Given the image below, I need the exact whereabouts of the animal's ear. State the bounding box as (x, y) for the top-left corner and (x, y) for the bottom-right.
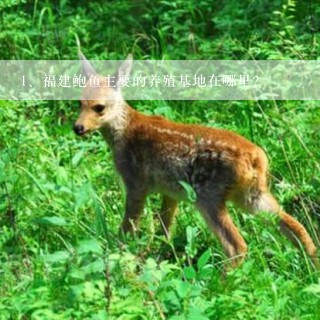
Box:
(115, 54), (133, 88)
(78, 50), (97, 78)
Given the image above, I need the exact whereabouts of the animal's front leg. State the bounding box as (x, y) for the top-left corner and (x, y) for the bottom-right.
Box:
(121, 189), (147, 235)
(159, 195), (179, 238)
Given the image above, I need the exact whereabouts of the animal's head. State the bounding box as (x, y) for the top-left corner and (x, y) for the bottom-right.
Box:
(73, 51), (133, 136)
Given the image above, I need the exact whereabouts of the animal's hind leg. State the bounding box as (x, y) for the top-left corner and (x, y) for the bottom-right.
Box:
(245, 191), (318, 266)
(198, 203), (247, 268)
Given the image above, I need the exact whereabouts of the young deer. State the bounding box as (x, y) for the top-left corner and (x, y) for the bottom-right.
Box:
(74, 52), (318, 268)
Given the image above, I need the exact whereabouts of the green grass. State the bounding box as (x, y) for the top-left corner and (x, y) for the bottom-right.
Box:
(1, 1), (320, 319)
(1, 99), (319, 319)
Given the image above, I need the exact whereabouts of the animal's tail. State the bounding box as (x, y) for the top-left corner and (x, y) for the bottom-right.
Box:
(239, 189), (318, 268)
(279, 209), (318, 267)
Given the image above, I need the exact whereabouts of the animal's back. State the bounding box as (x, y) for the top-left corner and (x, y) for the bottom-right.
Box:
(117, 110), (268, 199)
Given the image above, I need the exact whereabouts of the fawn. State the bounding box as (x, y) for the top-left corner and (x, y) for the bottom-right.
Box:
(74, 51), (318, 268)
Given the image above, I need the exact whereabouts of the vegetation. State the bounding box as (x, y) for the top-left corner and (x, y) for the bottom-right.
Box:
(0, 0), (320, 319)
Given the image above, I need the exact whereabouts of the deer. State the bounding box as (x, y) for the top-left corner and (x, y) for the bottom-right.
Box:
(73, 51), (318, 269)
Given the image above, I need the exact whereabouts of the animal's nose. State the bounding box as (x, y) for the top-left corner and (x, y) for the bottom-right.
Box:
(73, 124), (85, 136)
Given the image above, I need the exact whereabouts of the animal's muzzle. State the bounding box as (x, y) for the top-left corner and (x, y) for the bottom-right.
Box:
(73, 124), (85, 136)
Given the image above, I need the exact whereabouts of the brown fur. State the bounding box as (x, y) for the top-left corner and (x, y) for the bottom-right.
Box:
(74, 52), (318, 268)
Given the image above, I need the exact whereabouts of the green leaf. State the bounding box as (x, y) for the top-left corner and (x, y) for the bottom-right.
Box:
(198, 267), (213, 280)
(179, 181), (197, 202)
(162, 290), (181, 309)
(197, 249), (211, 270)
(43, 250), (70, 263)
(34, 216), (68, 226)
(183, 266), (197, 280)
(187, 306), (210, 320)
(303, 284), (320, 295)
(175, 281), (192, 299)
(83, 260), (105, 275)
(169, 316), (185, 320)
(91, 310), (109, 320)
(77, 239), (103, 255)
(72, 149), (84, 166)
(75, 182), (92, 209)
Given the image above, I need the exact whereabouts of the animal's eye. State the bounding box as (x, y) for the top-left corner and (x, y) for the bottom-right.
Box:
(93, 104), (105, 114)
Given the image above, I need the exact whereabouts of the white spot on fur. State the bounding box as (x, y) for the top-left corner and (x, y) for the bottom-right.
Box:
(150, 125), (193, 140)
